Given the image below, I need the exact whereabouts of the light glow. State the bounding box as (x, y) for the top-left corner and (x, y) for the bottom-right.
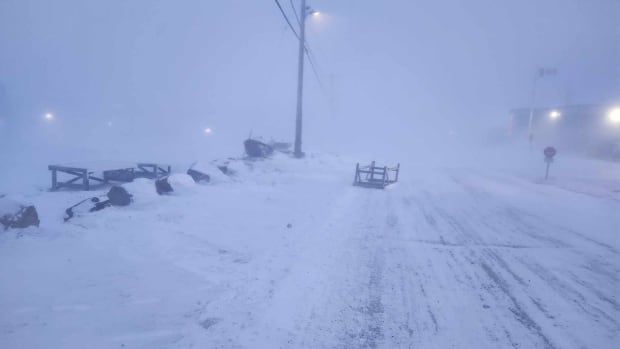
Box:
(44, 113), (54, 121)
(204, 127), (213, 135)
(608, 107), (620, 124)
(549, 110), (561, 119)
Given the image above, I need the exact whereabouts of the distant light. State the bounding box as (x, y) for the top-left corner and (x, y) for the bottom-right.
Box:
(609, 107), (620, 124)
(549, 110), (561, 119)
(44, 112), (54, 121)
(312, 11), (320, 17)
(204, 127), (213, 135)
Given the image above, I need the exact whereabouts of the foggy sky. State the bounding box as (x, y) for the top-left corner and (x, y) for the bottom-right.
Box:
(1, 0), (618, 162)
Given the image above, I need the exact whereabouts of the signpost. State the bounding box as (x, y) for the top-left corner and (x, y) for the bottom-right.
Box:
(543, 146), (556, 180)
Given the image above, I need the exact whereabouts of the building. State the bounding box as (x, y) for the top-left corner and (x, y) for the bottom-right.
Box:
(509, 104), (620, 159)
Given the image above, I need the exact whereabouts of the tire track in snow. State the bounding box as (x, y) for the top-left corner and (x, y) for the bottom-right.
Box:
(390, 171), (615, 348)
(417, 176), (563, 348)
(336, 192), (389, 349)
(478, 261), (557, 349)
(384, 187), (528, 348)
(458, 170), (619, 255)
(517, 257), (620, 332)
(263, 169), (616, 348)
(446, 170), (619, 347)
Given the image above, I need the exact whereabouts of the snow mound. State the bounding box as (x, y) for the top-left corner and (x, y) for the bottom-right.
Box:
(122, 178), (159, 205)
(190, 161), (232, 184)
(219, 152), (351, 186)
(0, 197), (23, 216)
(167, 173), (196, 195)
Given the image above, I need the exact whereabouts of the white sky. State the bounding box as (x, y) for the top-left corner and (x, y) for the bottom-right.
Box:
(0, 0), (618, 161)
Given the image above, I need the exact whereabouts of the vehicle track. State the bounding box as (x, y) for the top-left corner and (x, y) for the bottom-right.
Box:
(237, 170), (619, 348)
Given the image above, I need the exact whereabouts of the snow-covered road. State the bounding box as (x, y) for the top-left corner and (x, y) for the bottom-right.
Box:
(236, 166), (619, 349)
(1, 155), (618, 348)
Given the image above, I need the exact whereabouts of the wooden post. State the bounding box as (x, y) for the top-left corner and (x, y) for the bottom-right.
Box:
(383, 166), (387, 187)
(395, 163), (400, 182)
(370, 161), (375, 181)
(51, 169), (57, 191)
(83, 169), (90, 191)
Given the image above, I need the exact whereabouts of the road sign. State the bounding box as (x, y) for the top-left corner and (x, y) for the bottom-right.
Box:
(544, 146), (556, 158)
(543, 146), (557, 180)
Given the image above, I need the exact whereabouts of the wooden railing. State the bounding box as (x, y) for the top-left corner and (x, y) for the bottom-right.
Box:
(353, 161), (400, 189)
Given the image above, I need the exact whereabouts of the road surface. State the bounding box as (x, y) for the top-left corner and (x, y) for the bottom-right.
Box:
(1, 161), (618, 349)
(219, 168), (619, 348)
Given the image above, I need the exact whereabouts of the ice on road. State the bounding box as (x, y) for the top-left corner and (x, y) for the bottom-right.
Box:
(1, 155), (618, 348)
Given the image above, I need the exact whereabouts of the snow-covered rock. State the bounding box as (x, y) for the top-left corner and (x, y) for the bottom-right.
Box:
(167, 173), (196, 195)
(0, 197), (22, 215)
(122, 178), (160, 205)
(0, 197), (40, 230)
(190, 162), (231, 184)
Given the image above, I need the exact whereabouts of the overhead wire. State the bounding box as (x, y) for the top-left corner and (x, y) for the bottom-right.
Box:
(274, 0), (328, 95)
(304, 43), (326, 92)
(287, 0), (321, 74)
(289, 0), (301, 26)
(274, 0), (300, 41)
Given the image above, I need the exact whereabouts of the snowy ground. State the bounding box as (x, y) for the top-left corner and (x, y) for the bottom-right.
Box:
(0, 152), (618, 348)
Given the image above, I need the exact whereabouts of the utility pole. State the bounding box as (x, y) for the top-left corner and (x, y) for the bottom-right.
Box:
(527, 67), (557, 149)
(527, 74), (539, 149)
(293, 0), (307, 158)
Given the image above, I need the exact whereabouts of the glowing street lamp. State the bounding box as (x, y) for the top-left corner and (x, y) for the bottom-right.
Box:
(44, 112), (54, 121)
(608, 107), (620, 124)
(204, 127), (213, 135)
(310, 10), (320, 17)
(549, 110), (561, 120)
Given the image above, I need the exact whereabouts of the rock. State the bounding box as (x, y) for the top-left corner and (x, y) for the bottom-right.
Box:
(190, 162), (232, 184)
(107, 186), (132, 206)
(211, 158), (237, 176)
(187, 168), (210, 183)
(167, 174), (196, 195)
(0, 198), (40, 230)
(244, 139), (274, 158)
(122, 178), (160, 205)
(155, 177), (174, 195)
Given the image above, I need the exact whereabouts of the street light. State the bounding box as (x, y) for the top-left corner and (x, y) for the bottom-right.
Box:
(204, 127), (213, 135)
(549, 110), (561, 120)
(608, 107), (620, 124)
(44, 112), (54, 121)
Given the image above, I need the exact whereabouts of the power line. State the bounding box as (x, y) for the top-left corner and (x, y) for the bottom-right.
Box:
(289, 0), (301, 26)
(274, 0), (300, 41)
(287, 0), (317, 65)
(275, 1), (321, 74)
(274, 0), (327, 95)
(304, 44), (326, 92)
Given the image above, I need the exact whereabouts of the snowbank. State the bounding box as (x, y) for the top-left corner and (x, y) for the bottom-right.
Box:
(166, 173), (196, 195)
(190, 161), (231, 184)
